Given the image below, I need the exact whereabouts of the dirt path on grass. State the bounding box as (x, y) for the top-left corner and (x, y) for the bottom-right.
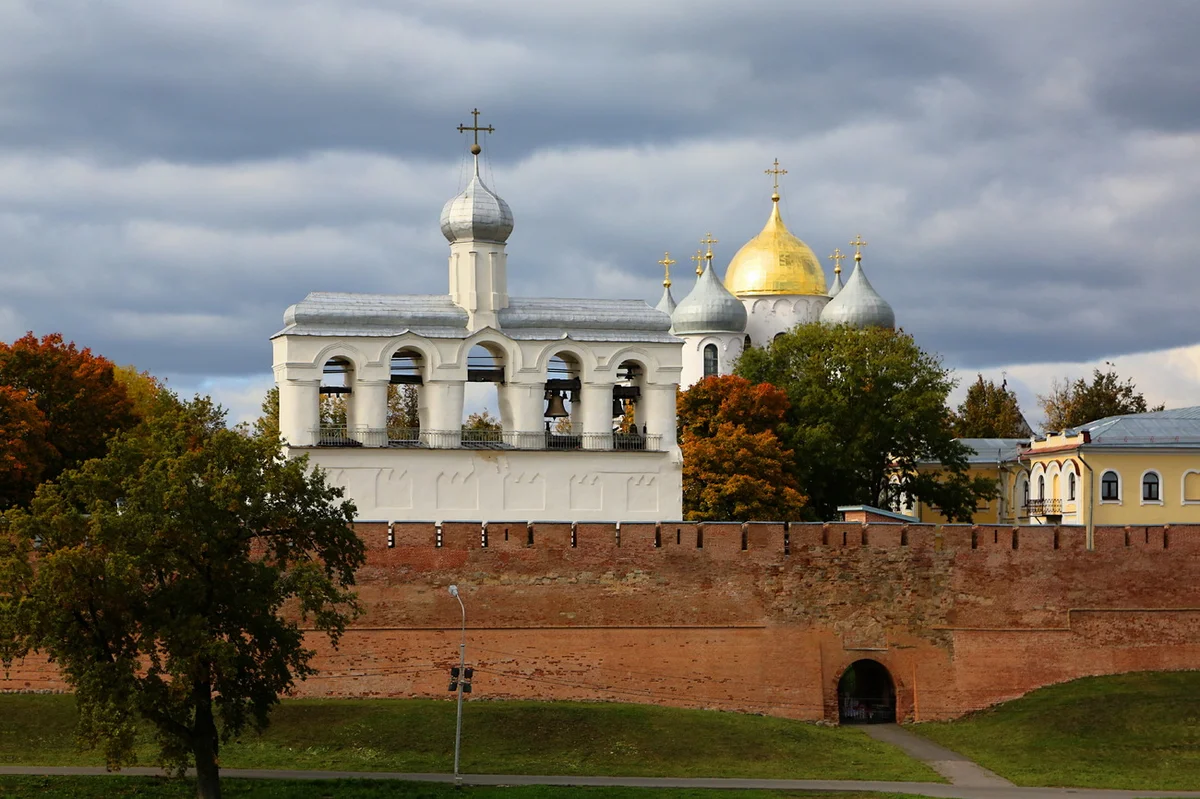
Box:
(862, 724), (1014, 787)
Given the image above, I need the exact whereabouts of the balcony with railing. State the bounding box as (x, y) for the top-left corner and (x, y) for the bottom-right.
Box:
(1022, 498), (1063, 517)
(309, 426), (664, 452)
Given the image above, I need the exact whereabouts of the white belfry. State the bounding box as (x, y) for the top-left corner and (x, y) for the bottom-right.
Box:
(272, 111), (684, 522)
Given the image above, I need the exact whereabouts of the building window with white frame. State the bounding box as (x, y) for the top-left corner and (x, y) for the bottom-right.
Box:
(1068, 472), (1076, 501)
(703, 344), (719, 378)
(1142, 471), (1161, 502)
(1101, 470), (1120, 502)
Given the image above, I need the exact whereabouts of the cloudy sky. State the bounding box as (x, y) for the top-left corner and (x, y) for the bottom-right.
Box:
(1, 0), (1198, 425)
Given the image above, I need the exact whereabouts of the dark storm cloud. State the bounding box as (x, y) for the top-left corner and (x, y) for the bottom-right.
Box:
(1, 0), (1199, 404)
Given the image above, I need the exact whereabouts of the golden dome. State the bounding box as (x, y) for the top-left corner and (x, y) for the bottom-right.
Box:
(723, 199), (827, 296)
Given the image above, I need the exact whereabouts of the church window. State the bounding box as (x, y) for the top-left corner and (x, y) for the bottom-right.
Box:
(1142, 471), (1161, 502)
(1101, 470), (1120, 501)
(703, 344), (719, 378)
(1068, 472), (1076, 501)
(744, 335), (752, 351)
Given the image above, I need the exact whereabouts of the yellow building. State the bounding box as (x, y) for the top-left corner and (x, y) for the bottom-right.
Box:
(911, 438), (1027, 525)
(1019, 407), (1200, 535)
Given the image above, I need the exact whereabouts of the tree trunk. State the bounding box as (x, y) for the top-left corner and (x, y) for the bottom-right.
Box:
(192, 687), (221, 799)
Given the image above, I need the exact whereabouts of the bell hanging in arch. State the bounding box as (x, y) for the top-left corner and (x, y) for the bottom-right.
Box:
(544, 391), (569, 419)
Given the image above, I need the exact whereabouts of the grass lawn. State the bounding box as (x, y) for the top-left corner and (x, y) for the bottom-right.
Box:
(0, 695), (939, 782)
(0, 779), (934, 799)
(913, 671), (1200, 790)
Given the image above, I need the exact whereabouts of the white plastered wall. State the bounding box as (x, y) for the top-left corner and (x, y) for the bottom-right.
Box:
(742, 295), (829, 348)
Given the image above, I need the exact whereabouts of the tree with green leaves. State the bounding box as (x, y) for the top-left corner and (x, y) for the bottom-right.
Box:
(953, 375), (1029, 438)
(5, 394), (364, 799)
(737, 323), (997, 522)
(677, 375), (806, 521)
(1039, 363), (1164, 431)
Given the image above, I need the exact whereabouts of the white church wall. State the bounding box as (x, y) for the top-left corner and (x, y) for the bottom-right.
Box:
(742, 294), (829, 348)
(298, 446), (682, 522)
(679, 332), (743, 389)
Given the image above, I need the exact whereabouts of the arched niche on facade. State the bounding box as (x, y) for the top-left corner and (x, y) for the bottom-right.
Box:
(615, 358), (650, 445)
(544, 351), (582, 445)
(387, 348), (425, 444)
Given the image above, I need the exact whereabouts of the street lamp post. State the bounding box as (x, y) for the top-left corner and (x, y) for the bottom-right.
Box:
(448, 584), (466, 787)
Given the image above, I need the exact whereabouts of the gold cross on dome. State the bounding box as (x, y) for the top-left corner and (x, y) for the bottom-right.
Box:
(700, 232), (718, 261)
(691, 249), (705, 276)
(658, 252), (676, 288)
(765, 158), (787, 193)
(457, 108), (495, 154)
(850, 234), (868, 260)
(829, 247), (846, 274)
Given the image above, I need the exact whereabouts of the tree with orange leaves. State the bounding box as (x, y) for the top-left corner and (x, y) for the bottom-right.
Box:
(0, 333), (137, 507)
(678, 375), (806, 521)
(0, 386), (51, 509)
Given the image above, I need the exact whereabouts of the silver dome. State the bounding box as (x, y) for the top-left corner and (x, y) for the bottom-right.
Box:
(819, 261), (894, 329)
(671, 262), (748, 335)
(655, 284), (677, 317)
(827, 270), (844, 298)
(440, 158), (514, 244)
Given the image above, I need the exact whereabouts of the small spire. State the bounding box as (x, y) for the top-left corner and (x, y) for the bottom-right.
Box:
(829, 247), (846, 276)
(658, 252), (676, 289)
(457, 107), (495, 158)
(850, 234), (868, 262)
(691, 249), (704, 276)
(765, 158), (787, 203)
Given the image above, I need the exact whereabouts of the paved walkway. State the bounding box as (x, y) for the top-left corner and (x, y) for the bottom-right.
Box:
(3, 766), (1200, 799)
(863, 724), (1014, 787)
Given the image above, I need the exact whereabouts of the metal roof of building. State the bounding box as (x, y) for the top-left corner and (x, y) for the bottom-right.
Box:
(954, 438), (1028, 463)
(1069, 405), (1200, 447)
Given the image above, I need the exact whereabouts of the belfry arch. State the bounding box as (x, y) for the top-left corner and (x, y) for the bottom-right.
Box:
(837, 659), (896, 724)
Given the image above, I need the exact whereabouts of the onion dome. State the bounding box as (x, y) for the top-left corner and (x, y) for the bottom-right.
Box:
(672, 256), (748, 335)
(828, 267), (844, 298)
(820, 253), (894, 329)
(656, 284), (677, 317)
(723, 194), (826, 297)
(440, 156), (514, 244)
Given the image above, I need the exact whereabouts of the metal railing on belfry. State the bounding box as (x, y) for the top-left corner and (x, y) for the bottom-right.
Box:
(309, 427), (664, 452)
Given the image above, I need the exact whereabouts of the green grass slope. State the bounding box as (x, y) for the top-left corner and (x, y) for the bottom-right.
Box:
(0, 695), (939, 782)
(913, 671), (1200, 789)
(0, 779), (932, 799)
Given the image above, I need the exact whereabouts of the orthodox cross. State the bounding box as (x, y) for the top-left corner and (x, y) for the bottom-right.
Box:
(850, 234), (868, 261)
(457, 108), (495, 155)
(691, 249), (705, 276)
(765, 158), (787, 195)
(829, 247), (846, 275)
(700, 232), (719, 262)
(658, 252), (676, 288)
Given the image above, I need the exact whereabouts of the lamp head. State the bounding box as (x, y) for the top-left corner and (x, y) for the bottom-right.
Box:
(448, 585), (459, 597)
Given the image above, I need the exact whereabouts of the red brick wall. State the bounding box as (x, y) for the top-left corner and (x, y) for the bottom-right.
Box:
(6, 521), (1200, 722)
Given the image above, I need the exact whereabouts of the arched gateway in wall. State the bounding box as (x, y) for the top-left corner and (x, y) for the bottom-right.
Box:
(837, 659), (896, 724)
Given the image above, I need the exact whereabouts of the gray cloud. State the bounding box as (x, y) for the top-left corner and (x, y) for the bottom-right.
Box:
(1, 0), (1199, 402)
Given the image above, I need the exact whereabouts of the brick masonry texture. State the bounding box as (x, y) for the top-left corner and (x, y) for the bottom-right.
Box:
(6, 521), (1199, 722)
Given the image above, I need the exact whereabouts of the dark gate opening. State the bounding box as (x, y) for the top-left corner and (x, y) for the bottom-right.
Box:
(837, 659), (896, 724)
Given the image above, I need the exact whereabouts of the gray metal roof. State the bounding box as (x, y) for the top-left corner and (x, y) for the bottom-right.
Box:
(1069, 406), (1200, 447)
(827, 270), (844, 298)
(671, 262), (748, 335)
(954, 438), (1028, 464)
(655, 284), (677, 318)
(819, 260), (894, 329)
(274, 292), (677, 344)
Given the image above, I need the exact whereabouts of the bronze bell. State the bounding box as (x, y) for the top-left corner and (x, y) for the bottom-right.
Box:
(612, 397), (626, 418)
(544, 391), (569, 418)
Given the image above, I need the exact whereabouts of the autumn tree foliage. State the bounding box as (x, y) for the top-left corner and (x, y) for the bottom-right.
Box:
(0, 333), (137, 508)
(0, 387), (51, 511)
(1038, 363), (1164, 431)
(5, 394), (364, 799)
(953, 375), (1029, 438)
(678, 375), (806, 521)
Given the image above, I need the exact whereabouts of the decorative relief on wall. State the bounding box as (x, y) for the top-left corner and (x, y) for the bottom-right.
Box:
(569, 474), (603, 511)
(627, 474), (658, 513)
(376, 468), (413, 510)
(437, 468), (480, 510)
(504, 471), (546, 511)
